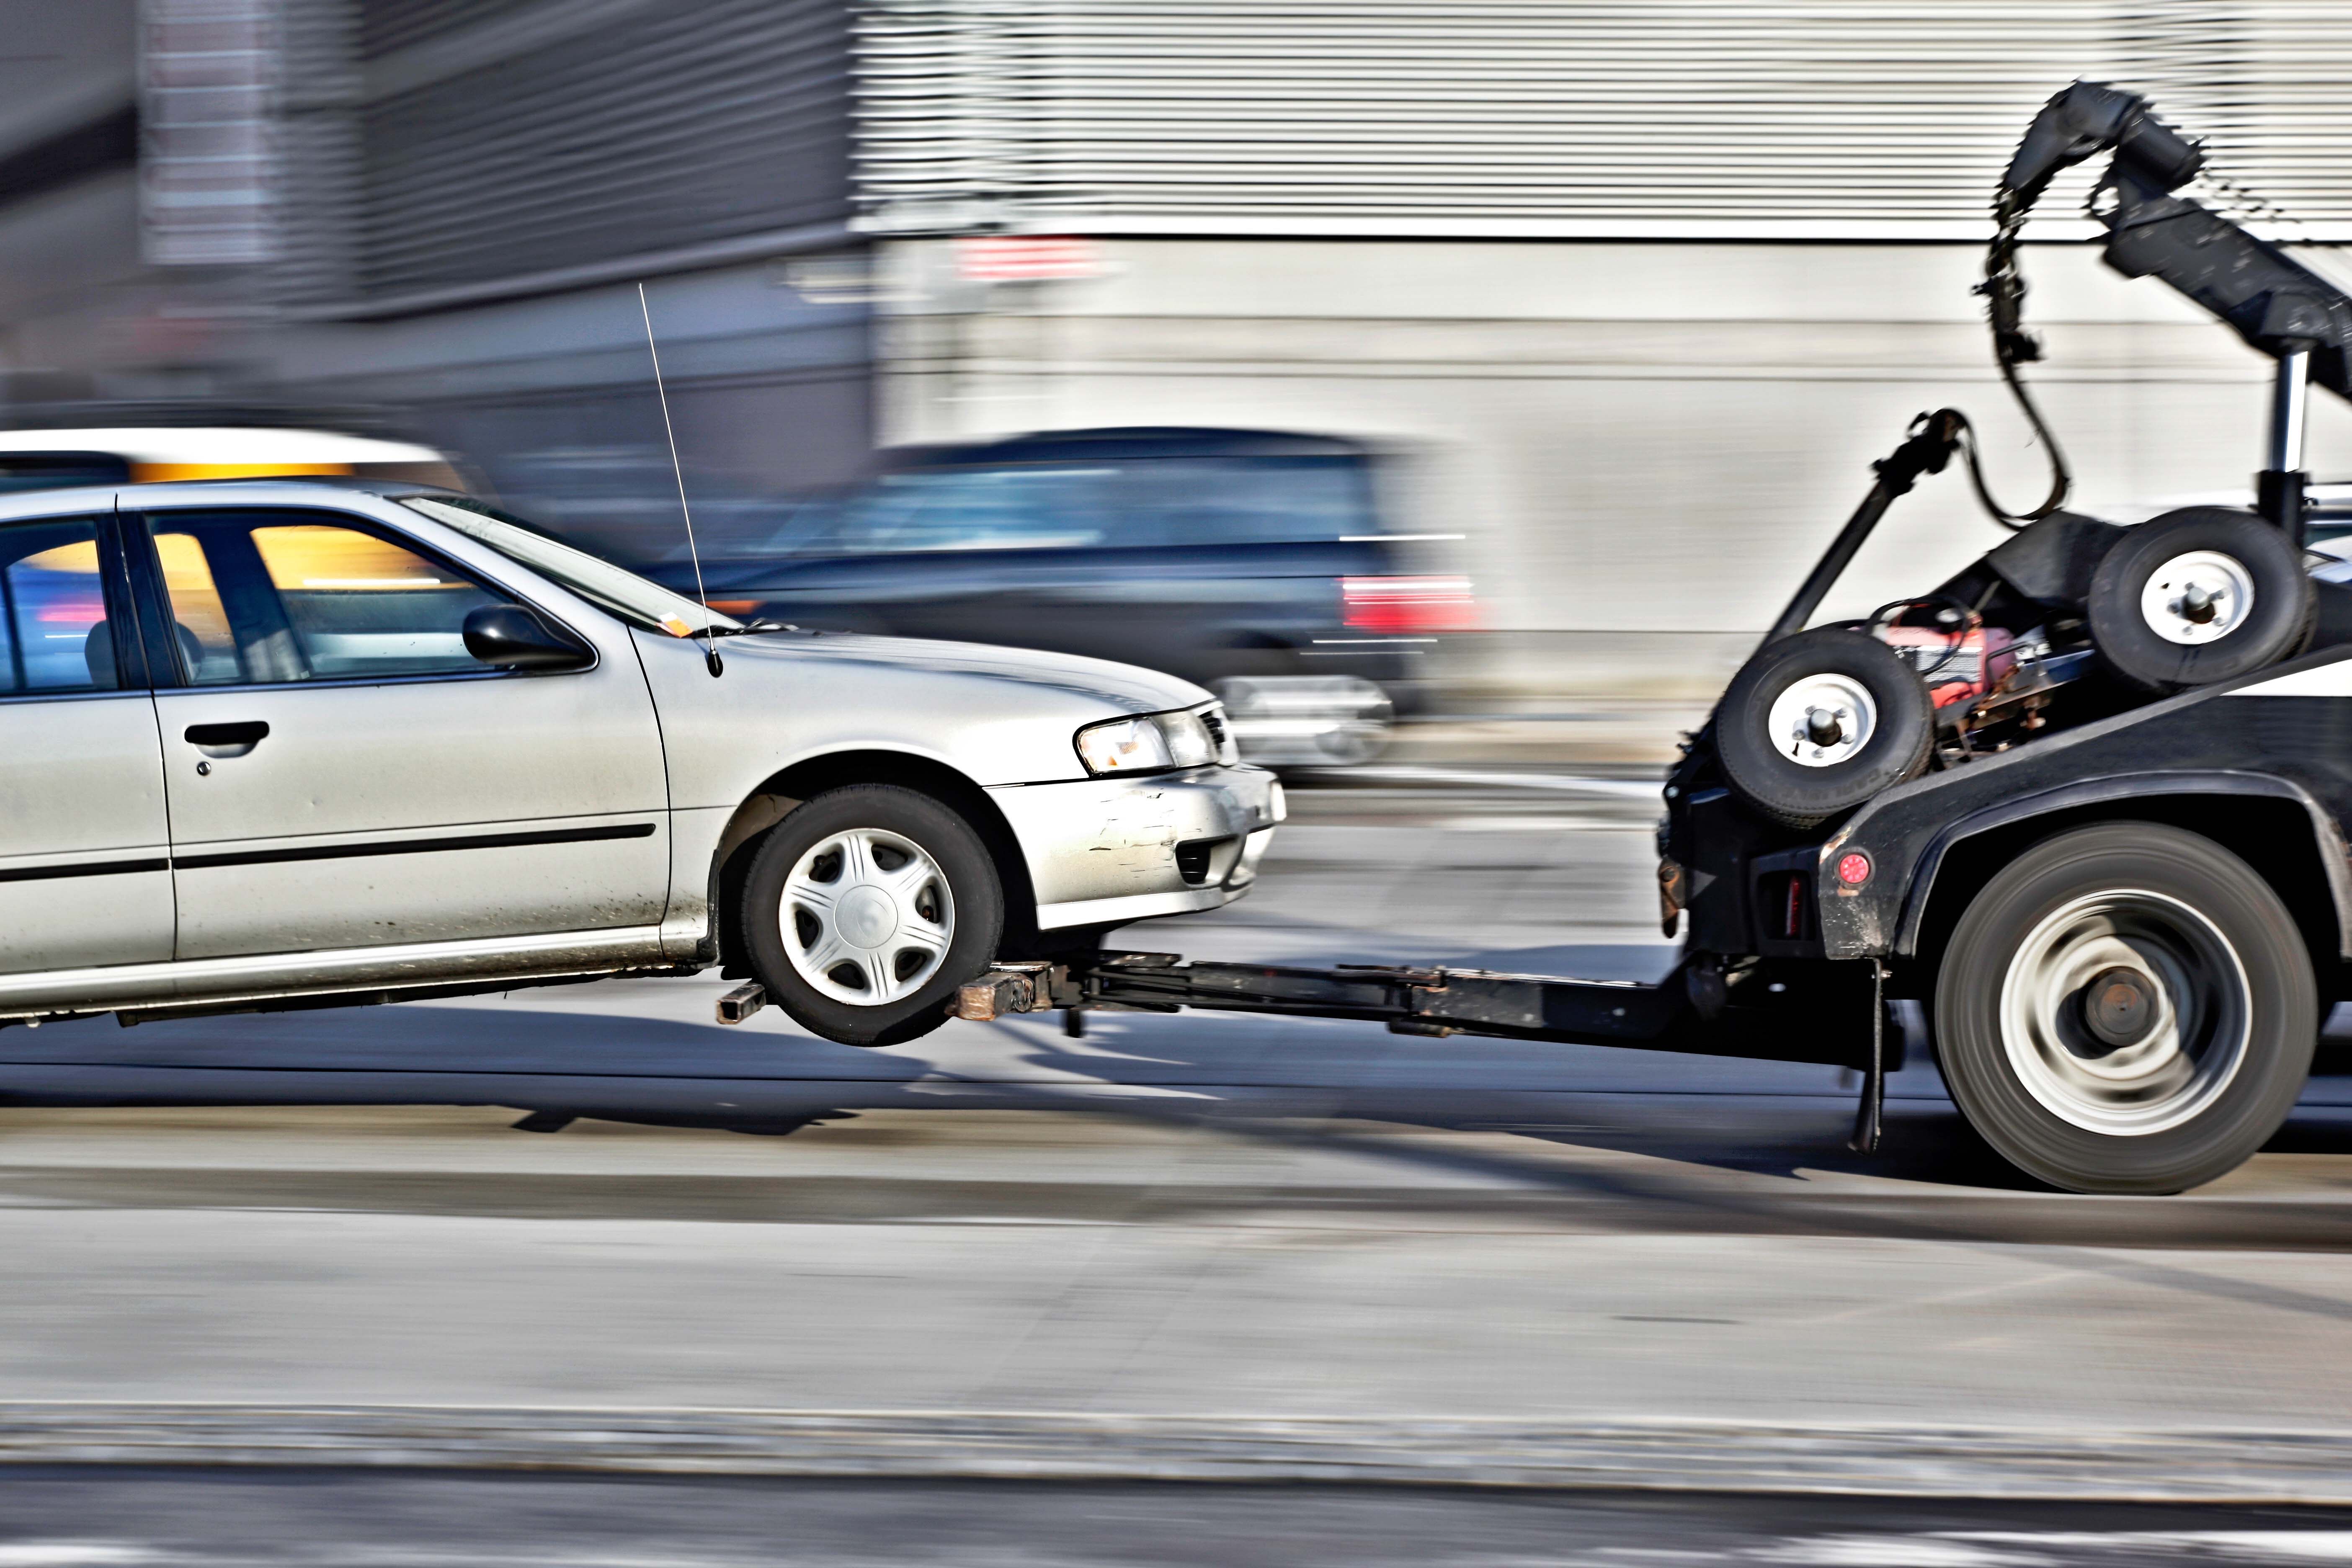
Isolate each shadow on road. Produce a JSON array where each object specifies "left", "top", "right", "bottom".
[{"left": 2, "top": 959, "right": 2349, "bottom": 1247}]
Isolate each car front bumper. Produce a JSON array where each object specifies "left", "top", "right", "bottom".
[{"left": 989, "top": 764, "right": 1287, "bottom": 931}]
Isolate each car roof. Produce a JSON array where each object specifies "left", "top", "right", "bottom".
[
  {"left": 887, "top": 426, "right": 1373, "bottom": 468},
  {"left": 0, "top": 426, "right": 444, "bottom": 465},
  {"left": 0, "top": 477, "right": 468, "bottom": 527}
]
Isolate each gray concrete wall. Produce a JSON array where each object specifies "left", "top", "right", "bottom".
[{"left": 877, "top": 237, "right": 2352, "bottom": 700}]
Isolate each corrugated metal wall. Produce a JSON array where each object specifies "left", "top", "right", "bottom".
[
  {"left": 141, "top": 0, "right": 280, "bottom": 265},
  {"left": 855, "top": 0, "right": 2352, "bottom": 240},
  {"left": 284, "top": 0, "right": 857, "bottom": 313},
  {"left": 355, "top": 0, "right": 547, "bottom": 59},
  {"left": 276, "top": 1, "right": 2352, "bottom": 311}
]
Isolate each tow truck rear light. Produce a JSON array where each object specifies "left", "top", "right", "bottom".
[
  {"left": 1835, "top": 851, "right": 1872, "bottom": 887},
  {"left": 1780, "top": 874, "right": 1808, "bottom": 939},
  {"left": 1340, "top": 576, "right": 1482, "bottom": 635}
]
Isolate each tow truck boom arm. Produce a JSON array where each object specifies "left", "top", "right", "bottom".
[{"left": 1995, "top": 81, "right": 2352, "bottom": 403}]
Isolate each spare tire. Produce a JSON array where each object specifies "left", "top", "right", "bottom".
[
  {"left": 1716, "top": 627, "right": 1934, "bottom": 829},
  {"left": 2087, "top": 508, "right": 2312, "bottom": 692}
]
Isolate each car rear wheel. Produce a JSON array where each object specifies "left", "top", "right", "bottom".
[
  {"left": 741, "top": 784, "right": 1004, "bottom": 1047},
  {"left": 1934, "top": 823, "right": 2314, "bottom": 1194}
]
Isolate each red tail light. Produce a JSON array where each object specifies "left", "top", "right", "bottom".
[
  {"left": 1341, "top": 576, "right": 1481, "bottom": 635},
  {"left": 1781, "top": 874, "right": 1808, "bottom": 939}
]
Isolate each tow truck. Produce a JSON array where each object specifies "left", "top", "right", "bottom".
[{"left": 927, "top": 84, "right": 2352, "bottom": 1196}]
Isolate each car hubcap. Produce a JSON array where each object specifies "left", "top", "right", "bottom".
[
  {"left": 2141, "top": 551, "right": 2254, "bottom": 645},
  {"left": 781, "top": 828, "right": 955, "bottom": 1006},
  {"left": 1766, "top": 674, "right": 1877, "bottom": 767},
  {"left": 1999, "top": 890, "right": 2250, "bottom": 1135}
]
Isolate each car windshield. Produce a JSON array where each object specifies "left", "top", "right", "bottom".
[{"left": 399, "top": 495, "right": 739, "bottom": 636}]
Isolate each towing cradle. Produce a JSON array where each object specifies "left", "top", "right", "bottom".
[
  {"left": 960, "top": 952, "right": 1885, "bottom": 1067},
  {"left": 955, "top": 952, "right": 1903, "bottom": 1153}
]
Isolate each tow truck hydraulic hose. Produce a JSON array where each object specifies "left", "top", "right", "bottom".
[{"left": 1761, "top": 412, "right": 1963, "bottom": 648}]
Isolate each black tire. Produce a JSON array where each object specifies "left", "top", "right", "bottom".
[
  {"left": 740, "top": 784, "right": 1005, "bottom": 1047},
  {"left": 2087, "top": 508, "right": 2313, "bottom": 692},
  {"left": 1934, "top": 823, "right": 2314, "bottom": 1194},
  {"left": 1715, "top": 628, "right": 1934, "bottom": 829}
]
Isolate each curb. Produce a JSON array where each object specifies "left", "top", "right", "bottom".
[{"left": 1, "top": 1407, "right": 2350, "bottom": 1501}]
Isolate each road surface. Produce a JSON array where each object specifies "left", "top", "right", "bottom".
[
  {"left": 5, "top": 1470, "right": 2352, "bottom": 1566},
  {"left": 2, "top": 780, "right": 2351, "bottom": 1536}
]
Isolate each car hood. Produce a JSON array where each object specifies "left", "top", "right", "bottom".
[
  {"left": 629, "top": 625, "right": 1222, "bottom": 797},
  {"left": 719, "top": 629, "right": 1210, "bottom": 714}
]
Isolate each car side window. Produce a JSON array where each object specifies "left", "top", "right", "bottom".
[
  {"left": 828, "top": 467, "right": 1112, "bottom": 553},
  {"left": 142, "top": 510, "right": 509, "bottom": 685},
  {"left": 0, "top": 517, "right": 121, "bottom": 695},
  {"left": 1114, "top": 457, "right": 1376, "bottom": 547}
]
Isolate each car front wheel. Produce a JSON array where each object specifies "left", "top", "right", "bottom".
[
  {"left": 741, "top": 784, "right": 1004, "bottom": 1047},
  {"left": 1934, "top": 822, "right": 2314, "bottom": 1194}
]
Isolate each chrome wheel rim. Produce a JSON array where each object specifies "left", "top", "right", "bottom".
[
  {"left": 781, "top": 828, "right": 955, "bottom": 1006},
  {"left": 1766, "top": 673, "right": 1877, "bottom": 768},
  {"left": 2140, "top": 550, "right": 2255, "bottom": 646},
  {"left": 1999, "top": 889, "right": 2250, "bottom": 1135}
]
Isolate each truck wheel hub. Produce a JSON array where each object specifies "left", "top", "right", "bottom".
[
  {"left": 2080, "top": 964, "right": 2157, "bottom": 1049},
  {"left": 1999, "top": 889, "right": 2250, "bottom": 1135},
  {"left": 2142, "top": 552, "right": 2254, "bottom": 645},
  {"left": 1767, "top": 674, "right": 1877, "bottom": 768}
]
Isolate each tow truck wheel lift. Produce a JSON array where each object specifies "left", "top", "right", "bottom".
[
  {"left": 951, "top": 949, "right": 1898, "bottom": 1137},
  {"left": 804, "top": 84, "right": 2352, "bottom": 1197}
]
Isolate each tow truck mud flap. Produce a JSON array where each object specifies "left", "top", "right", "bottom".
[{"left": 960, "top": 954, "right": 1897, "bottom": 1072}]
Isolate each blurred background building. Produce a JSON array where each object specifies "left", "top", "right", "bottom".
[{"left": 6, "top": 1, "right": 2352, "bottom": 719}]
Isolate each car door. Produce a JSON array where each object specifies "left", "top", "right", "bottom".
[
  {"left": 0, "top": 509, "right": 175, "bottom": 976},
  {"left": 129, "top": 503, "right": 671, "bottom": 961}
]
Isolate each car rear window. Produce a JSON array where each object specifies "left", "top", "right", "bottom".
[
  {"left": 0, "top": 518, "right": 116, "bottom": 693},
  {"left": 772, "top": 454, "right": 1377, "bottom": 554}
]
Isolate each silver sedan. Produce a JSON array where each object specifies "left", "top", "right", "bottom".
[{"left": 0, "top": 480, "right": 1282, "bottom": 1046}]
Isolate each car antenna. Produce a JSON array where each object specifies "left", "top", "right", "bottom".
[{"left": 638, "top": 281, "right": 722, "bottom": 677}]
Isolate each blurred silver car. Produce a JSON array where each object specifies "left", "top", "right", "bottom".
[{"left": 0, "top": 480, "right": 1283, "bottom": 1046}]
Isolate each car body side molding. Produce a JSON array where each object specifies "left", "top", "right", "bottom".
[
  {"left": 0, "top": 857, "right": 171, "bottom": 884},
  {"left": 171, "top": 820, "right": 657, "bottom": 872}
]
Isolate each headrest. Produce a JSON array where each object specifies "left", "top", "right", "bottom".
[{"left": 83, "top": 621, "right": 115, "bottom": 688}]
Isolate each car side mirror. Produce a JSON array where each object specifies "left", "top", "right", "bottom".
[{"left": 463, "top": 604, "right": 593, "bottom": 671}]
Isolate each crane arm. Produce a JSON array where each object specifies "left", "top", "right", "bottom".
[{"left": 1993, "top": 81, "right": 2352, "bottom": 402}]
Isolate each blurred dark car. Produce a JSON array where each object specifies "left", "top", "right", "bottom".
[{"left": 660, "top": 428, "right": 1476, "bottom": 763}]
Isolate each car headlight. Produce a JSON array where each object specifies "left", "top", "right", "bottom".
[{"left": 1075, "top": 707, "right": 1229, "bottom": 775}]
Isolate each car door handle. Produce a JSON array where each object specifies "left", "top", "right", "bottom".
[{"left": 184, "top": 721, "right": 270, "bottom": 756}]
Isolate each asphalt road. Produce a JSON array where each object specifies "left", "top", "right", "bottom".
[
  {"left": 5, "top": 780, "right": 2352, "bottom": 1544},
  {"left": 7, "top": 1470, "right": 2352, "bottom": 1566}
]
